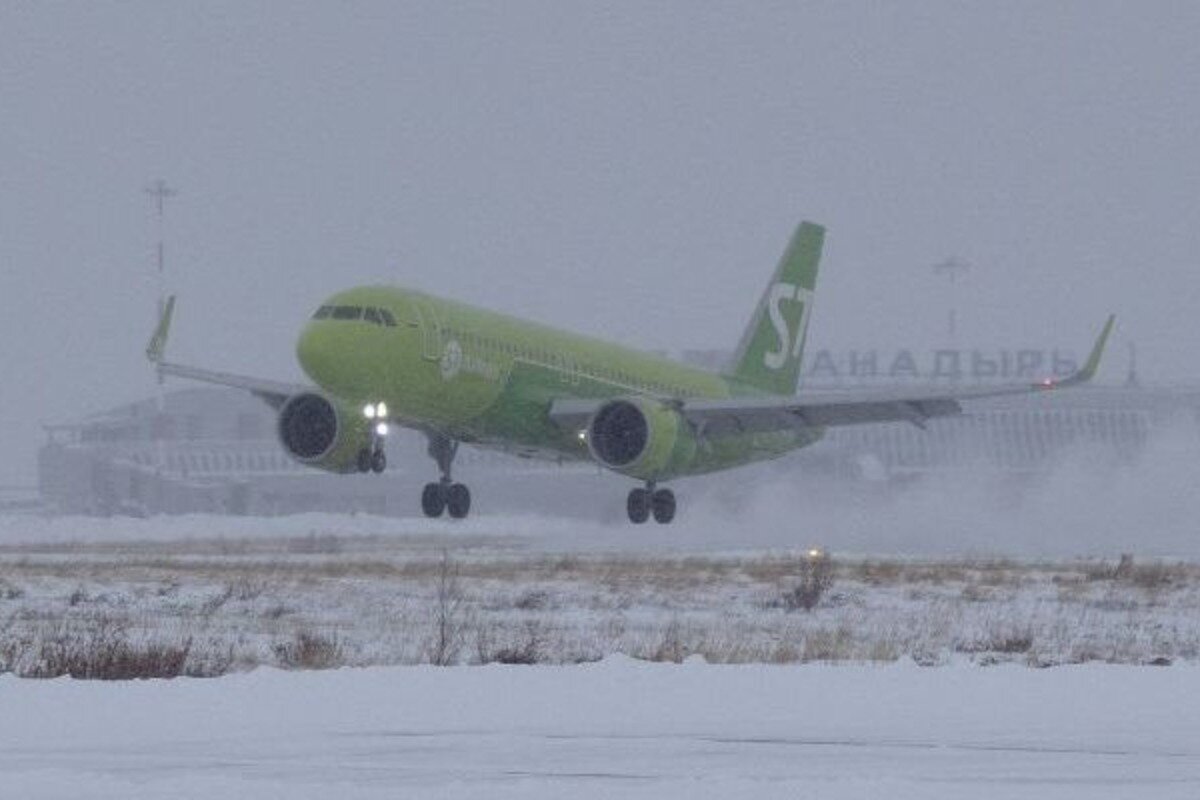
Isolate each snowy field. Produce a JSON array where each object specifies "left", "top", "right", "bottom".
[
  {"left": 2, "top": 501, "right": 1199, "bottom": 797},
  {"left": 3, "top": 658, "right": 1199, "bottom": 798},
  {"left": 1, "top": 512, "right": 1198, "bottom": 674}
]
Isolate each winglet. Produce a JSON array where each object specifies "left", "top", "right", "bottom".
[
  {"left": 1055, "top": 314, "right": 1115, "bottom": 388},
  {"left": 145, "top": 295, "right": 176, "bottom": 363}
]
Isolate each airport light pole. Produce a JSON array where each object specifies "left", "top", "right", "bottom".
[
  {"left": 145, "top": 179, "right": 177, "bottom": 321},
  {"left": 931, "top": 257, "right": 971, "bottom": 340},
  {"left": 145, "top": 180, "right": 177, "bottom": 498}
]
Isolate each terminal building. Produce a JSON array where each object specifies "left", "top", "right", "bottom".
[{"left": 36, "top": 355, "right": 1200, "bottom": 518}]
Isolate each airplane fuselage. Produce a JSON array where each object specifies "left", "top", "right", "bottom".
[{"left": 296, "top": 285, "right": 820, "bottom": 478}]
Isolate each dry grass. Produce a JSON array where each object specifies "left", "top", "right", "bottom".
[{"left": 1, "top": 535, "right": 1199, "bottom": 677}]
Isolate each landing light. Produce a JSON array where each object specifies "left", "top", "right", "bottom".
[
  {"left": 363, "top": 404, "right": 376, "bottom": 419},
  {"left": 807, "top": 548, "right": 825, "bottom": 560},
  {"left": 376, "top": 402, "right": 388, "bottom": 418},
  {"left": 375, "top": 422, "right": 390, "bottom": 437},
  {"left": 577, "top": 430, "right": 587, "bottom": 442}
]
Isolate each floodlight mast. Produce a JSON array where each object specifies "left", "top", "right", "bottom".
[
  {"left": 931, "top": 256, "right": 971, "bottom": 340},
  {"left": 145, "top": 179, "right": 177, "bottom": 488}
]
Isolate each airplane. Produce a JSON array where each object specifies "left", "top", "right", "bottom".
[{"left": 146, "top": 221, "right": 1114, "bottom": 524}]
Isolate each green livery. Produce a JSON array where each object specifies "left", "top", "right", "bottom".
[
  {"left": 149, "top": 221, "right": 1113, "bottom": 523},
  {"left": 726, "top": 221, "right": 824, "bottom": 395}
]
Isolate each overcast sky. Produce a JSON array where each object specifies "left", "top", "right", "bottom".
[{"left": 1, "top": 2, "right": 1198, "bottom": 483}]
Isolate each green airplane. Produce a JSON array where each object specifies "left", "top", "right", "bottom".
[{"left": 147, "top": 222, "right": 1114, "bottom": 523}]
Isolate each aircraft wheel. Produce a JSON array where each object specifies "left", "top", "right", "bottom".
[
  {"left": 421, "top": 482, "right": 446, "bottom": 518},
  {"left": 370, "top": 449, "right": 387, "bottom": 474},
  {"left": 627, "top": 488, "right": 651, "bottom": 524},
  {"left": 356, "top": 448, "right": 372, "bottom": 473},
  {"left": 446, "top": 483, "right": 471, "bottom": 519},
  {"left": 651, "top": 489, "right": 676, "bottom": 524}
]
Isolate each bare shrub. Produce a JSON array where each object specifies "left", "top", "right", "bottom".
[
  {"left": 473, "top": 619, "right": 497, "bottom": 665},
  {"left": 800, "top": 624, "right": 855, "bottom": 662},
  {"left": 492, "top": 621, "right": 545, "bottom": 665},
  {"left": 783, "top": 552, "right": 834, "bottom": 612},
  {"left": 960, "top": 583, "right": 997, "bottom": 603},
  {"left": 651, "top": 619, "right": 688, "bottom": 663},
  {"left": 1114, "top": 553, "right": 1136, "bottom": 581},
  {"left": 425, "top": 550, "right": 468, "bottom": 666},
  {"left": 1128, "top": 561, "right": 1179, "bottom": 589},
  {"left": 228, "top": 577, "right": 267, "bottom": 602},
  {"left": 514, "top": 589, "right": 550, "bottom": 611},
  {"left": 198, "top": 584, "right": 235, "bottom": 616},
  {"left": 274, "top": 630, "right": 343, "bottom": 670},
  {"left": 1085, "top": 555, "right": 1179, "bottom": 590},
  {"left": 263, "top": 604, "right": 292, "bottom": 620},
  {"left": 183, "top": 643, "right": 236, "bottom": 677},
  {"left": 21, "top": 617, "right": 192, "bottom": 680},
  {"left": 854, "top": 559, "right": 902, "bottom": 586},
  {"left": 957, "top": 629, "right": 1033, "bottom": 655}
]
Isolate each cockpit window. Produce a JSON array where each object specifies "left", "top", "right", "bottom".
[
  {"left": 331, "top": 305, "right": 363, "bottom": 320},
  {"left": 314, "top": 304, "right": 398, "bottom": 327}
]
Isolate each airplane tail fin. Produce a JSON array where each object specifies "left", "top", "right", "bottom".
[{"left": 724, "top": 222, "right": 824, "bottom": 395}]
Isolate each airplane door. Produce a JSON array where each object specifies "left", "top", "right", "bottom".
[{"left": 411, "top": 300, "right": 443, "bottom": 361}]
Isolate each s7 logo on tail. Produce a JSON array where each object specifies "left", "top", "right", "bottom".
[{"left": 763, "top": 283, "right": 813, "bottom": 370}]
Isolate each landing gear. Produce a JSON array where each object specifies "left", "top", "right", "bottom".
[
  {"left": 626, "top": 484, "right": 676, "bottom": 524},
  {"left": 422, "top": 482, "right": 446, "bottom": 517},
  {"left": 446, "top": 482, "right": 471, "bottom": 519},
  {"left": 627, "top": 488, "right": 651, "bottom": 524},
  {"left": 355, "top": 448, "right": 388, "bottom": 472},
  {"left": 651, "top": 488, "right": 676, "bottom": 524},
  {"left": 420, "top": 481, "right": 472, "bottom": 519},
  {"left": 356, "top": 446, "right": 388, "bottom": 474},
  {"left": 421, "top": 434, "right": 472, "bottom": 519}
]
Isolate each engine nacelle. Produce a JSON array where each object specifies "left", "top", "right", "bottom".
[
  {"left": 586, "top": 397, "right": 697, "bottom": 480},
  {"left": 276, "top": 392, "right": 373, "bottom": 474}
]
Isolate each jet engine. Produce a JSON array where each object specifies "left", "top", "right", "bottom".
[
  {"left": 276, "top": 392, "right": 375, "bottom": 473},
  {"left": 586, "top": 397, "right": 697, "bottom": 480}
]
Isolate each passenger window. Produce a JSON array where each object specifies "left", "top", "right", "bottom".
[
  {"left": 364, "top": 307, "right": 382, "bottom": 325},
  {"left": 378, "top": 308, "right": 397, "bottom": 327},
  {"left": 332, "top": 306, "right": 363, "bottom": 320},
  {"left": 312, "top": 305, "right": 333, "bottom": 319}
]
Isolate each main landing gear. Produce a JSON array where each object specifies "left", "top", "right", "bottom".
[
  {"left": 627, "top": 483, "right": 676, "bottom": 524},
  {"left": 421, "top": 434, "right": 471, "bottom": 519}
]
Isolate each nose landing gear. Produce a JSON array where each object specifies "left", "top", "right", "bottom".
[
  {"left": 356, "top": 432, "right": 388, "bottom": 474},
  {"left": 357, "top": 405, "right": 390, "bottom": 474},
  {"left": 627, "top": 483, "right": 676, "bottom": 524}
]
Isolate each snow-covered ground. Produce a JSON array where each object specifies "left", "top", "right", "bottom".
[
  {"left": 2, "top": 658, "right": 1198, "bottom": 799},
  {"left": 2, "top": 504, "right": 1199, "bottom": 796},
  {"left": 2, "top": 515, "right": 1198, "bottom": 672}
]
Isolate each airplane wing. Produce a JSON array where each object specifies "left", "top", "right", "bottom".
[
  {"left": 549, "top": 316, "right": 1115, "bottom": 436},
  {"left": 146, "top": 296, "right": 312, "bottom": 408}
]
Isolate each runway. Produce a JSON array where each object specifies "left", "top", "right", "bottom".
[{"left": 2, "top": 658, "right": 1197, "bottom": 799}]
